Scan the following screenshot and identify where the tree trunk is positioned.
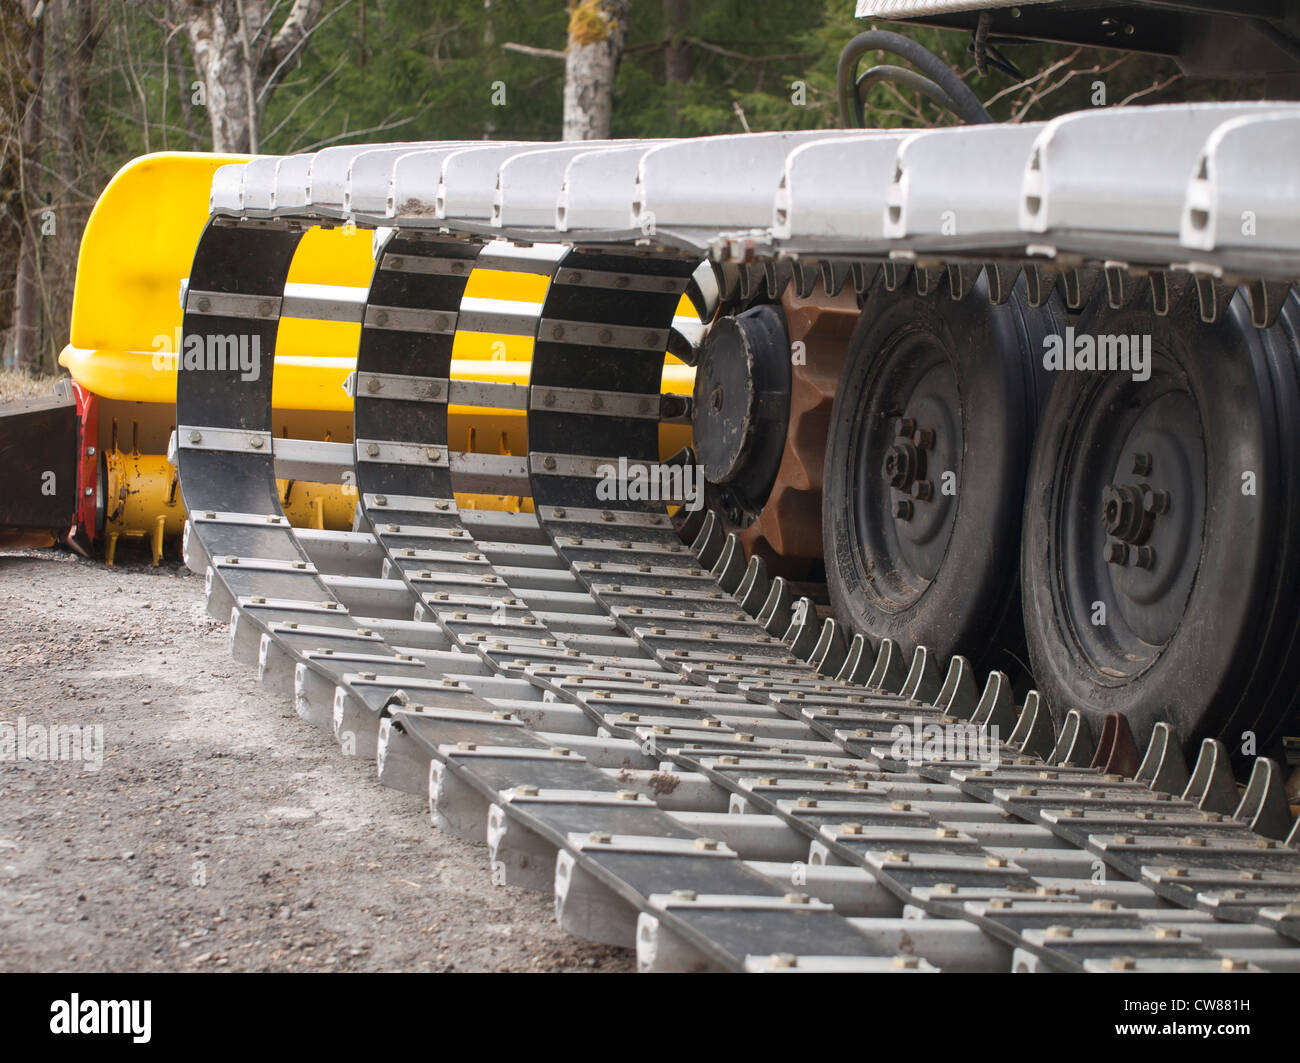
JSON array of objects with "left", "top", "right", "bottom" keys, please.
[
  {"left": 663, "top": 0, "right": 691, "bottom": 84},
  {"left": 562, "top": 0, "right": 629, "bottom": 141},
  {"left": 13, "top": 0, "right": 45, "bottom": 373},
  {"left": 181, "top": 0, "right": 322, "bottom": 154},
  {"left": 167, "top": 0, "right": 202, "bottom": 150},
  {"left": 0, "top": 0, "right": 31, "bottom": 369}
]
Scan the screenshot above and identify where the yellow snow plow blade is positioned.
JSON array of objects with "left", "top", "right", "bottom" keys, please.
[{"left": 57, "top": 153, "right": 692, "bottom": 563}]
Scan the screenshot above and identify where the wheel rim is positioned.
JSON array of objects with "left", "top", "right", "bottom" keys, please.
[
  {"left": 1056, "top": 353, "right": 1208, "bottom": 679},
  {"left": 848, "top": 329, "right": 962, "bottom": 611}
]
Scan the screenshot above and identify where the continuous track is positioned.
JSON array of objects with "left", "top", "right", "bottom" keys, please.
[{"left": 176, "top": 108, "right": 1300, "bottom": 971}]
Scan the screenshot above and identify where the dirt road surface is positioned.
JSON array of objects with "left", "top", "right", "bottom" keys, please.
[{"left": 0, "top": 548, "right": 633, "bottom": 972}]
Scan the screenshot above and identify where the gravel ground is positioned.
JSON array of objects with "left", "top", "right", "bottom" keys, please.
[{"left": 0, "top": 546, "right": 633, "bottom": 973}]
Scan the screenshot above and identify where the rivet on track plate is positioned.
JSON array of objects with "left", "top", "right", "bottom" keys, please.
[
  {"left": 796, "top": 798, "right": 817, "bottom": 808},
  {"left": 249, "top": 436, "right": 264, "bottom": 449},
  {"left": 935, "top": 828, "right": 958, "bottom": 838},
  {"left": 1037, "top": 886, "right": 1060, "bottom": 896},
  {"left": 702, "top": 719, "right": 721, "bottom": 728},
  {"left": 620, "top": 713, "right": 641, "bottom": 722},
  {"left": 1038, "top": 771, "right": 1057, "bottom": 780},
  {"left": 358, "top": 672, "right": 377, "bottom": 681},
  {"left": 988, "top": 899, "right": 1011, "bottom": 909},
  {"left": 1103, "top": 774, "right": 1124, "bottom": 782},
  {"left": 670, "top": 889, "right": 697, "bottom": 901},
  {"left": 823, "top": 708, "right": 839, "bottom": 716},
  {"left": 1016, "top": 786, "right": 1037, "bottom": 797},
  {"left": 694, "top": 838, "right": 719, "bottom": 851},
  {"left": 643, "top": 332, "right": 657, "bottom": 347},
  {"left": 893, "top": 955, "right": 919, "bottom": 970},
  {"left": 891, "top": 801, "right": 911, "bottom": 812},
  {"left": 551, "top": 748, "right": 571, "bottom": 756},
  {"left": 551, "top": 326, "right": 565, "bottom": 340},
  {"left": 1092, "top": 899, "right": 1119, "bottom": 911},
  {"left": 516, "top": 784, "right": 539, "bottom": 796},
  {"left": 1202, "top": 812, "right": 1222, "bottom": 822},
  {"left": 427, "top": 448, "right": 442, "bottom": 461},
  {"left": 366, "top": 377, "right": 382, "bottom": 393},
  {"left": 589, "top": 831, "right": 611, "bottom": 844},
  {"left": 596, "top": 331, "right": 612, "bottom": 346},
  {"left": 1221, "top": 957, "right": 1247, "bottom": 971},
  {"left": 616, "top": 790, "right": 638, "bottom": 801},
  {"left": 196, "top": 296, "right": 211, "bottom": 312},
  {"left": 284, "top": 622, "right": 298, "bottom": 630},
  {"left": 1258, "top": 839, "right": 1277, "bottom": 848},
  {"left": 1113, "top": 834, "right": 1134, "bottom": 845},
  {"left": 807, "top": 760, "right": 828, "bottom": 769},
  {"left": 1167, "top": 866, "right": 1188, "bottom": 877},
  {"left": 366, "top": 443, "right": 380, "bottom": 457},
  {"left": 1046, "top": 926, "right": 1073, "bottom": 939},
  {"left": 986, "top": 856, "right": 1008, "bottom": 868},
  {"left": 884, "top": 851, "right": 909, "bottom": 864},
  {"left": 1182, "top": 836, "right": 1206, "bottom": 847},
  {"left": 189, "top": 431, "right": 203, "bottom": 444},
  {"left": 1061, "top": 809, "right": 1082, "bottom": 818},
  {"left": 718, "top": 756, "right": 739, "bottom": 765},
  {"left": 772, "top": 954, "right": 798, "bottom": 969},
  {"left": 1240, "top": 870, "right": 1262, "bottom": 881},
  {"left": 736, "top": 734, "right": 755, "bottom": 743},
  {"left": 543, "top": 456, "right": 557, "bottom": 470},
  {"left": 783, "top": 892, "right": 810, "bottom": 905},
  {"left": 933, "top": 882, "right": 957, "bottom": 894},
  {"left": 1154, "top": 927, "right": 1181, "bottom": 939},
  {"left": 436, "top": 501, "right": 449, "bottom": 511},
  {"left": 292, "top": 561, "right": 307, "bottom": 569}
]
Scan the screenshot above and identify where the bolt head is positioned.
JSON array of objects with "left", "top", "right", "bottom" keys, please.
[
  {"left": 1131, "top": 452, "right": 1153, "bottom": 476},
  {"left": 894, "top": 499, "right": 913, "bottom": 521},
  {"left": 1106, "top": 541, "right": 1129, "bottom": 565}
]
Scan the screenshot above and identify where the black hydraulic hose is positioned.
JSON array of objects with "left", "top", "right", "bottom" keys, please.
[
  {"left": 854, "top": 65, "right": 963, "bottom": 127},
  {"left": 837, "top": 29, "right": 992, "bottom": 127}
]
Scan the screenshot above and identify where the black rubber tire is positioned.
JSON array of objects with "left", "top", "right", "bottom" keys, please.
[
  {"left": 1022, "top": 282, "right": 1300, "bottom": 759},
  {"left": 823, "top": 270, "right": 1057, "bottom": 674}
]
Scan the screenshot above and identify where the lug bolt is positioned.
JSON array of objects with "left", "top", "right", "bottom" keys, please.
[
  {"left": 912, "top": 479, "right": 933, "bottom": 502},
  {"left": 914, "top": 427, "right": 935, "bottom": 450},
  {"left": 896, "top": 417, "right": 916, "bottom": 438},
  {"left": 895, "top": 499, "right": 913, "bottom": 521},
  {"left": 1144, "top": 487, "right": 1170, "bottom": 515},
  {"left": 1132, "top": 452, "right": 1153, "bottom": 476},
  {"left": 1106, "top": 541, "right": 1129, "bottom": 566},
  {"left": 1134, "top": 545, "right": 1155, "bottom": 569}
]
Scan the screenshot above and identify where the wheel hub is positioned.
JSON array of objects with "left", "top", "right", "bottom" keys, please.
[{"left": 692, "top": 305, "right": 791, "bottom": 523}]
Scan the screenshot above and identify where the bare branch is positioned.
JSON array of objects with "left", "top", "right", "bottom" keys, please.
[{"left": 502, "top": 41, "right": 566, "bottom": 60}]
